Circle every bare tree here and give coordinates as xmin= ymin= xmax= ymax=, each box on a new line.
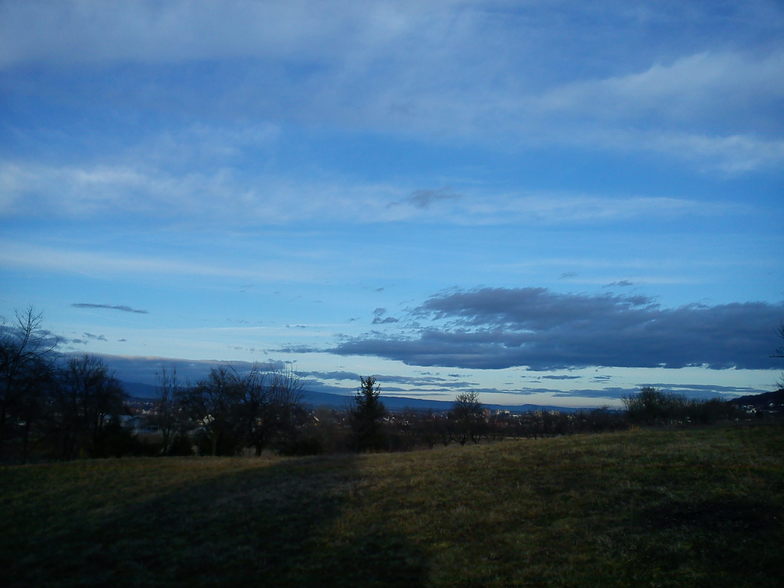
xmin=49 ymin=355 xmax=126 ymax=459
xmin=450 ymin=391 xmax=484 ymax=445
xmin=181 ymin=367 xmax=245 ymax=456
xmin=151 ymin=367 xmax=182 ymax=455
xmin=240 ymin=365 xmax=303 ymax=456
xmin=0 ymin=307 xmax=56 ymax=460
xmin=775 ymin=323 xmax=784 ymax=389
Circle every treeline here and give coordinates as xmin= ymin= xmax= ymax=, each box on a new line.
xmin=0 ymin=310 xmax=135 ymax=461
xmin=0 ymin=309 xmax=315 ymax=461
xmin=623 ymin=386 xmax=741 ymax=426
xmin=148 ymin=364 xmax=308 ymax=457
xmin=0 ymin=309 xmax=756 ymax=463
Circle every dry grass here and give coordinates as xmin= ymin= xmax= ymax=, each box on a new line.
xmin=2 ymin=424 xmax=782 ymax=586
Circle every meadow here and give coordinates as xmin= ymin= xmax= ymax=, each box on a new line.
xmin=2 ymin=424 xmax=782 ymax=587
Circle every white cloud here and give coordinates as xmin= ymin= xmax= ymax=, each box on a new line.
xmin=0 ymin=0 xmax=456 ymax=68
xmin=0 ymin=239 xmax=327 ymax=282
xmin=0 ymin=158 xmax=740 ymax=226
xmin=539 ymin=51 xmax=784 ymax=125
xmin=2 ymin=2 xmax=782 ymax=174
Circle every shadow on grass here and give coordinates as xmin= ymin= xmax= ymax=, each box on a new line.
xmin=630 ymin=497 xmax=784 ymax=585
xmin=8 ymin=455 xmax=427 ymax=587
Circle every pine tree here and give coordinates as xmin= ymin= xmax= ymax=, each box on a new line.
xmin=349 ymin=376 xmax=386 ymax=451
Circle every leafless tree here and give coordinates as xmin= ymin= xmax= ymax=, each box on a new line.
xmin=180 ymin=367 xmax=244 ymax=456
xmin=449 ymin=391 xmax=484 ymax=445
xmin=151 ymin=367 xmax=182 ymax=455
xmin=238 ymin=365 xmax=304 ymax=455
xmin=775 ymin=323 xmax=784 ymax=388
xmin=0 ymin=307 xmax=57 ymax=460
xmin=49 ymin=355 xmax=126 ymax=459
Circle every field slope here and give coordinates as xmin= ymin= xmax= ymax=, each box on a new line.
xmin=2 ymin=425 xmax=783 ymax=587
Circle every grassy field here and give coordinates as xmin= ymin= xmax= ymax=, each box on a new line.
xmin=2 ymin=424 xmax=783 ymax=587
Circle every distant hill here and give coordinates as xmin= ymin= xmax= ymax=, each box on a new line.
xmin=120 ymin=380 xmax=578 ymax=413
xmin=727 ymin=388 xmax=784 ymax=412
xmin=121 ymin=381 xmax=159 ymax=398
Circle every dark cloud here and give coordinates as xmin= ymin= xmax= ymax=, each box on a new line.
xmin=372 ymin=307 xmax=399 ymax=325
xmin=547 ymin=384 xmax=769 ymax=402
xmin=0 ymin=324 xmax=65 ymax=349
xmin=274 ymin=344 xmax=323 ymax=354
xmin=83 ymin=332 xmax=107 ymax=342
xmin=94 ymin=355 xmax=287 ymax=386
xmin=549 ymin=388 xmax=632 ymax=399
xmin=72 ymin=303 xmax=148 ymax=314
xmin=373 ymin=316 xmax=400 ymax=324
xmin=301 ymin=370 xmax=363 ymax=381
xmin=542 ymin=375 xmax=581 ymax=380
xmin=300 ymin=370 xmax=474 ymax=389
xmin=605 ymin=280 xmax=634 ymax=288
xmin=643 ymin=383 xmax=767 ymax=398
xmin=394 ymin=188 xmax=462 ymax=209
xmin=331 ymin=287 xmax=784 ymax=370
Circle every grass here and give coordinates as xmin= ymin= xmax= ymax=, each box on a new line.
xmin=2 ymin=424 xmax=783 ymax=586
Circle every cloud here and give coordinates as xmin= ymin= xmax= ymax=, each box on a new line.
xmin=0 ymin=0 xmax=375 ymax=68
xmin=393 ymin=188 xmax=462 ymax=210
xmin=6 ymin=158 xmax=736 ymax=226
xmin=4 ymin=159 xmax=737 ymax=226
xmin=2 ymin=2 xmax=780 ymax=173
xmin=300 ymin=370 xmax=363 ymax=382
xmin=92 ymin=354 xmax=288 ymax=386
xmin=538 ymin=51 xmax=784 ymax=127
xmin=72 ymin=303 xmax=148 ymax=314
xmin=331 ymin=287 xmax=784 ymax=370
xmin=0 ymin=240 xmax=328 ymax=283
xmin=372 ymin=307 xmax=400 ymax=325
xmin=373 ymin=317 xmax=400 ymax=325
xmin=83 ymin=332 xmax=108 ymax=342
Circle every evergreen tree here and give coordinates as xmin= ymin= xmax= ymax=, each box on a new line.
xmin=349 ymin=376 xmax=386 ymax=451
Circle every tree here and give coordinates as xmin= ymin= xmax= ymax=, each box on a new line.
xmin=239 ymin=365 xmax=304 ymax=456
xmin=0 ymin=307 xmax=56 ymax=460
xmin=449 ymin=391 xmax=484 ymax=445
xmin=48 ymin=355 xmax=127 ymax=459
xmin=349 ymin=376 xmax=387 ymax=452
xmin=623 ymin=386 xmax=690 ymax=425
xmin=774 ymin=323 xmax=784 ymax=389
xmin=181 ymin=367 xmax=245 ymax=456
xmin=150 ymin=367 xmax=182 ymax=455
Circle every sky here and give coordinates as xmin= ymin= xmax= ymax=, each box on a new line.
xmin=1 ymin=0 xmax=783 ymax=407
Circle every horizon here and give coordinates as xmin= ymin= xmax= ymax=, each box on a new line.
xmin=2 ymin=1 xmax=783 ymax=408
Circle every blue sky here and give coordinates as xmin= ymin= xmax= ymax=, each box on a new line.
xmin=1 ymin=0 xmax=783 ymax=407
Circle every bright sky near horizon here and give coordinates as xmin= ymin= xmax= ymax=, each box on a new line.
xmin=1 ymin=0 xmax=783 ymax=407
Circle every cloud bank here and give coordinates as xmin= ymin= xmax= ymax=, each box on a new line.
xmin=332 ymin=288 xmax=784 ymax=370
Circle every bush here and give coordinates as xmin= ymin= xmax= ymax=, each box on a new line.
xmin=624 ymin=387 xmax=738 ymax=426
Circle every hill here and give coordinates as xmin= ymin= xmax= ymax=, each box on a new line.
xmin=2 ymin=424 xmax=782 ymax=586
xmin=728 ymin=388 xmax=784 ymax=413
